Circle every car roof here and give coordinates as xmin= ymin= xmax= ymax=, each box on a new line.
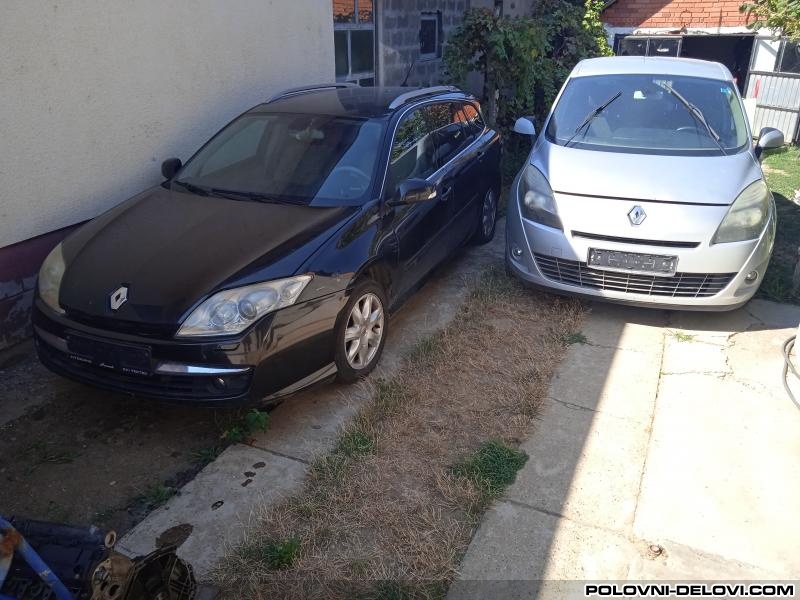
xmin=571 ymin=56 xmax=733 ymax=82
xmin=249 ymin=86 xmax=471 ymax=119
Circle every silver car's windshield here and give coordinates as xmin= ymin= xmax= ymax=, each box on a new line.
xmin=546 ymin=74 xmax=749 ymax=156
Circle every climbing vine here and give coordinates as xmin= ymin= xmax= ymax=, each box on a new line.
xmin=444 ymin=1 xmax=611 ymax=131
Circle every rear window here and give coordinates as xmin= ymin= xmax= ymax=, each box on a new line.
xmin=546 ymin=73 xmax=749 ymax=156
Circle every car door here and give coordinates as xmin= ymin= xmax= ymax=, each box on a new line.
xmin=385 ymin=103 xmax=457 ymax=297
xmin=449 ymin=102 xmax=489 ymax=246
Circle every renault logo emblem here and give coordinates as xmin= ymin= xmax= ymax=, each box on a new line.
xmin=109 ymin=286 xmax=129 ymax=311
xmin=628 ymin=205 xmax=647 ymax=226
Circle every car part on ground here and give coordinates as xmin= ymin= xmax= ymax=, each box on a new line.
xmin=0 ymin=516 xmax=195 ymax=600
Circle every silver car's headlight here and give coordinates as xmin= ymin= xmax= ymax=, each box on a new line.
xmin=38 ymin=243 xmax=66 ymax=314
xmin=711 ymin=180 xmax=770 ymax=244
xmin=518 ymin=165 xmax=562 ymax=230
xmin=177 ymin=275 xmax=312 ymax=337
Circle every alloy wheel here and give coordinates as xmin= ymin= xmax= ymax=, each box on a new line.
xmin=344 ymin=292 xmax=384 ymax=369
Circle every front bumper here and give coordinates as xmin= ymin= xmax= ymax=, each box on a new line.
xmin=505 ymin=192 xmax=776 ymax=311
xmin=32 ymin=290 xmax=347 ymax=405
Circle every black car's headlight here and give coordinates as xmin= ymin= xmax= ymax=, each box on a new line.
xmin=711 ymin=180 xmax=770 ymax=244
xmin=177 ymin=275 xmax=312 ymax=337
xmin=518 ymin=165 xmax=562 ymax=230
xmin=38 ymin=243 xmax=66 ymax=314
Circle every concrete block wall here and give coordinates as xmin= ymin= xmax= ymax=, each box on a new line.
xmin=603 ymin=0 xmax=749 ymax=29
xmin=380 ymin=0 xmax=468 ymax=86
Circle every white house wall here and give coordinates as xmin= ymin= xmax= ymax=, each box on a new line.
xmin=0 ymin=0 xmax=335 ymax=249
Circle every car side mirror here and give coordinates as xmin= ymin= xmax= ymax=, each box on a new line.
xmin=755 ymin=127 xmax=784 ymax=160
xmin=390 ymin=179 xmax=438 ymax=206
xmin=161 ymin=157 xmax=182 ymax=180
xmin=513 ymin=117 xmax=537 ymax=137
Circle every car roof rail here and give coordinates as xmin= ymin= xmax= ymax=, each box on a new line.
xmin=268 ymin=82 xmax=358 ymax=103
xmin=388 ymin=86 xmax=460 ymax=110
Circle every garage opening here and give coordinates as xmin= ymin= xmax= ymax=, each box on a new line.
xmin=614 ymin=34 xmax=755 ymax=93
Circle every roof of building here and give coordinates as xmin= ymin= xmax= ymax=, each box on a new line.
xmin=571 ymin=56 xmax=734 ymax=81
xmin=250 ymin=86 xmax=470 ymax=118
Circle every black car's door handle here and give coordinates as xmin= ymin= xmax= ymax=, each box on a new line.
xmin=439 ymin=185 xmax=453 ymax=201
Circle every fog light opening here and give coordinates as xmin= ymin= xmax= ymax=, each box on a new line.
xmin=212 ymin=376 xmax=228 ymax=390
xmin=745 ymin=270 xmax=759 ymax=283
xmin=511 ymin=245 xmax=524 ymax=260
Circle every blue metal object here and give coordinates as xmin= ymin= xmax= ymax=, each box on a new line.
xmin=0 ymin=517 xmax=73 ymax=600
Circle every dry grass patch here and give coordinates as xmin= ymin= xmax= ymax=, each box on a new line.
xmin=213 ymin=269 xmax=585 ymax=599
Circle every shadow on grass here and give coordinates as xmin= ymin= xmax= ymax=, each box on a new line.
xmin=760 ymin=192 xmax=800 ymax=304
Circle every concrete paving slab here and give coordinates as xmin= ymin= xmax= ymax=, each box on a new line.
xmin=660 ymin=336 xmax=730 ymax=375
xmin=633 ymin=372 xmax=800 ymax=577
xmin=581 ymin=303 xmax=668 ymax=353
xmin=549 ymin=343 xmax=662 ymax=424
xmin=508 ymin=397 xmax=651 ymax=533
xmin=117 ymin=444 xmax=307 ymax=574
xmin=727 ymin=327 xmax=796 ymax=396
xmin=627 ymin=538 xmax=785 ymax=581
xmin=451 ymin=500 xmax=638 ymax=600
xmin=746 ymin=299 xmax=800 ymax=328
xmin=668 ymin=307 xmax=762 ymax=342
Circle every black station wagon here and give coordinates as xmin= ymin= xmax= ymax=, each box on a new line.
xmin=33 ymin=84 xmax=501 ymax=405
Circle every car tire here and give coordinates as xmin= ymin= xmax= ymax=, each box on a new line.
xmin=472 ymin=186 xmax=498 ymax=245
xmin=334 ymin=279 xmax=388 ymax=383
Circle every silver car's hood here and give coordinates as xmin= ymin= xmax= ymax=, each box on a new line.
xmin=534 ymin=141 xmax=762 ymax=205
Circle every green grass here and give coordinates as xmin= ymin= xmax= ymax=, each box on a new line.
xmin=761 ymin=147 xmax=800 ymax=304
xmin=562 ymin=331 xmax=588 ymax=345
xmin=451 ymin=440 xmax=528 ymax=504
xmin=239 ymin=537 xmax=300 ymax=570
xmin=336 ymin=429 xmax=375 ymax=457
xmin=671 ymin=331 xmax=695 ymax=343
xmin=220 ymin=408 xmax=270 ymax=444
xmin=142 ymin=483 xmax=176 ymax=510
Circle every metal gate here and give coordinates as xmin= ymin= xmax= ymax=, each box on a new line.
xmin=744 ymin=71 xmax=800 ymax=144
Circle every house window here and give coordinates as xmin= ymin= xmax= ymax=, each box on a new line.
xmin=778 ymin=40 xmax=800 ymax=74
xmin=333 ymin=0 xmax=375 ymax=86
xmin=420 ymin=11 xmax=442 ymax=60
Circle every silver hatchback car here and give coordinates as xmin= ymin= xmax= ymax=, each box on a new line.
xmin=506 ymin=56 xmax=784 ymax=310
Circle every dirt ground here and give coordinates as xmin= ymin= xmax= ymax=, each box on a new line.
xmin=0 ymin=340 xmax=236 ymax=534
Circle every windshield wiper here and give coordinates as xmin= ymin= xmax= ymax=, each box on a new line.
xmin=656 ymin=82 xmax=727 ymax=155
xmin=565 ymin=91 xmax=622 ymax=147
xmin=209 ymin=188 xmax=305 ymax=205
xmin=172 ymin=180 xmax=210 ymax=196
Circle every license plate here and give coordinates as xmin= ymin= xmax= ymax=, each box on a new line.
xmin=588 ymin=248 xmax=678 ymax=277
xmin=67 ymin=335 xmax=152 ymax=376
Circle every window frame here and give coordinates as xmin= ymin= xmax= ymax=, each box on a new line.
xmin=334 ymin=0 xmax=376 ymax=85
xmin=419 ymin=11 xmax=443 ymax=61
xmin=777 ymin=38 xmax=800 ymax=74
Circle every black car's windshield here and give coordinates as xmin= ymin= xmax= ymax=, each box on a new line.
xmin=175 ymin=113 xmax=385 ymax=206
xmin=546 ymin=74 xmax=749 ymax=156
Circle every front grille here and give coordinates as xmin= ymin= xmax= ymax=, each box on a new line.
xmin=533 ymin=254 xmax=735 ymax=298
xmin=38 ymin=340 xmax=252 ymax=400
xmin=571 ymin=231 xmax=700 ymax=249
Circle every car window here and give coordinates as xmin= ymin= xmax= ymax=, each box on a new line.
xmin=545 ymin=74 xmax=749 ymax=156
xmin=387 ymin=105 xmax=441 ymax=195
xmin=431 ymin=102 xmax=471 ymax=166
xmin=176 ymin=113 xmax=385 ymax=206
xmin=460 ymin=103 xmax=485 ymax=139
xmin=196 ymin=119 xmax=268 ymax=176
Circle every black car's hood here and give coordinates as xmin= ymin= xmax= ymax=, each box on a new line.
xmin=59 ymin=187 xmax=354 ymax=326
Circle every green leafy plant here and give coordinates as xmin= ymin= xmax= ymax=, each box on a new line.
xmin=563 ymin=331 xmax=588 ymax=345
xmin=451 ymin=440 xmax=528 ymax=499
xmin=740 ymin=0 xmax=800 ymax=40
xmin=221 ymin=408 xmax=270 ymax=444
xmin=143 ymin=483 xmax=175 ymax=509
xmin=241 ymin=537 xmax=300 ymax=570
xmin=444 ymin=2 xmax=611 ymax=130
